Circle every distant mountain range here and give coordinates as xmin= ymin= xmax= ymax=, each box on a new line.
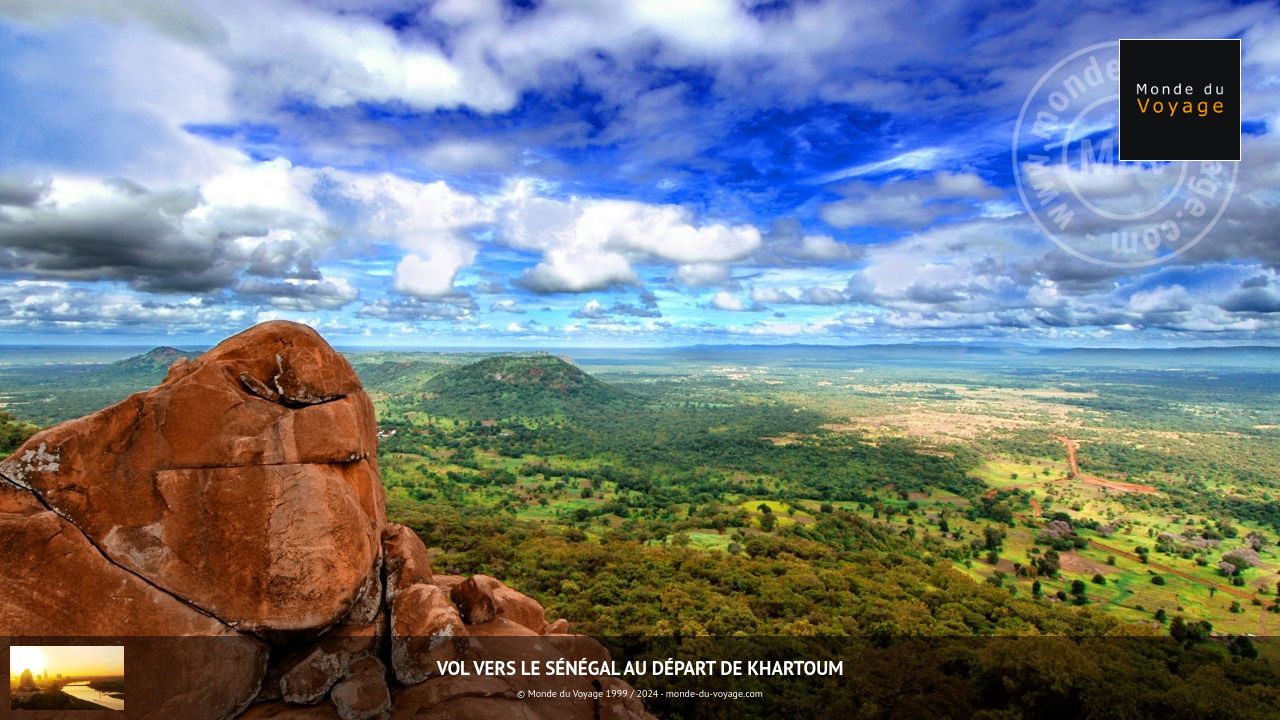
xmin=32 ymin=341 xmax=1280 ymax=413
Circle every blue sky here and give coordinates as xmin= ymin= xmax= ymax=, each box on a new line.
xmin=0 ymin=0 xmax=1278 ymax=347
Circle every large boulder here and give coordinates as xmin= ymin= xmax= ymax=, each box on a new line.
xmin=0 ymin=483 xmax=268 ymax=719
xmin=383 ymin=523 xmax=434 ymax=596
xmin=330 ymin=655 xmax=392 ymax=720
xmin=0 ymin=321 xmax=385 ymax=636
xmin=389 ymin=583 xmax=468 ymax=685
xmin=451 ymin=574 xmax=549 ymax=634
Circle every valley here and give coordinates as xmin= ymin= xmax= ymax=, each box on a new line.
xmin=3 ymin=344 xmax=1278 ymax=641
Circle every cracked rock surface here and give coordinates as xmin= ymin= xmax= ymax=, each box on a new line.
xmin=0 ymin=320 xmax=652 ymax=720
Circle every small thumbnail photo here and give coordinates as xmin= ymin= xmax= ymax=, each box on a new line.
xmin=9 ymin=645 xmax=124 ymax=712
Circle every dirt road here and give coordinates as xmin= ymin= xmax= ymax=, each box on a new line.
xmin=1085 ymin=538 xmax=1257 ymax=601
xmin=1053 ymin=435 xmax=1158 ymax=494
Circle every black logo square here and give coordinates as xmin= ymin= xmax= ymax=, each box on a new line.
xmin=1119 ymin=38 xmax=1240 ymax=161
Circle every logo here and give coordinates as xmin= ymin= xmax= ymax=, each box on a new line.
xmin=1012 ymin=42 xmax=1237 ymax=268
xmin=1119 ymin=39 xmax=1241 ymax=161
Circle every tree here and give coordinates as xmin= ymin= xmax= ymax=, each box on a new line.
xmin=1091 ymin=573 xmax=1106 ymax=585
xmin=759 ymin=513 xmax=777 ymax=532
xmin=1151 ymin=575 xmax=1166 ymax=586
xmin=1229 ymin=635 xmax=1258 ymax=659
xmin=1169 ymin=616 xmax=1211 ymax=645
xmin=983 ymin=526 xmax=1005 ymax=551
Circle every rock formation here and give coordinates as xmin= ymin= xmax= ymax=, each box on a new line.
xmin=0 ymin=321 xmax=652 ymax=720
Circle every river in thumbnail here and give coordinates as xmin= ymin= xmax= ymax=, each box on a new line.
xmin=61 ymin=682 xmax=124 ymax=710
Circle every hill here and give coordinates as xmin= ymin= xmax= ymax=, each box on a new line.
xmin=421 ymin=354 xmax=631 ymax=419
xmin=89 ymin=346 xmax=200 ymax=385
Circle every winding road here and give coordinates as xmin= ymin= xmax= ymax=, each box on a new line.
xmin=1053 ymin=435 xmax=1157 ymax=494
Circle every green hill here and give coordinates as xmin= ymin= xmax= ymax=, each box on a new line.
xmin=421 ymin=354 xmax=630 ymax=419
xmin=90 ymin=346 xmax=200 ymax=385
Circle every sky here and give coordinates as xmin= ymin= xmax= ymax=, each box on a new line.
xmin=0 ymin=0 xmax=1278 ymax=347
xmin=9 ymin=645 xmax=124 ymax=678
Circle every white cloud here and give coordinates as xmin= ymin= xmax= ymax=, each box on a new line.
xmin=571 ymin=299 xmax=606 ymax=319
xmin=675 ymin=262 xmax=732 ymax=287
xmin=518 ymin=249 xmax=639 ymax=293
xmin=233 ymin=276 xmax=357 ymax=310
xmin=488 ymin=298 xmax=523 ymax=313
xmin=749 ymin=287 xmax=795 ymax=304
xmin=419 ymin=140 xmax=510 ymax=173
xmin=0 ymin=279 xmax=237 ymax=332
xmin=814 ymin=147 xmax=946 ymax=184
xmin=710 ymin=291 xmax=746 ymax=311
xmin=501 ymin=181 xmax=760 ymax=293
xmin=332 ymin=171 xmax=493 ymax=298
xmin=0 ymin=158 xmax=337 ymax=294
xmin=1128 ymin=285 xmax=1193 ymax=314
xmin=821 ymin=172 xmax=1003 ymax=230
xmin=392 ymin=244 xmax=476 ymax=299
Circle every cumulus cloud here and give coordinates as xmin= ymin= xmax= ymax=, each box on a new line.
xmin=674 ymin=262 xmax=733 ymax=288
xmin=820 ymin=172 xmax=1003 ymax=230
xmin=752 ymin=220 xmax=862 ymax=267
xmin=750 ymin=284 xmax=846 ymax=306
xmin=799 ymin=286 xmax=846 ymax=305
xmin=710 ymin=291 xmax=761 ymax=312
xmin=749 ymin=287 xmax=795 ymax=305
xmin=0 ymin=160 xmax=338 ymax=297
xmin=0 ymin=279 xmax=239 ymax=332
xmin=232 ymin=276 xmax=357 ymax=310
xmin=502 ymin=181 xmax=760 ymax=293
xmin=1221 ymin=287 xmax=1280 ymax=314
xmin=488 ymin=298 xmax=524 ymax=313
xmin=570 ymin=291 xmax=661 ymax=320
xmin=517 ymin=249 xmax=640 ymax=293
xmin=393 ymin=244 xmax=477 ymax=299
xmin=4 ymin=0 xmax=1280 ymax=343
xmin=332 ymin=171 xmax=493 ymax=298
xmin=357 ymin=294 xmax=476 ymax=322
xmin=419 ymin=140 xmax=510 ymax=173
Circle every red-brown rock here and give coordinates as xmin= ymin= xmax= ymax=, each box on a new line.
xmin=430 ymin=574 xmax=465 ymax=592
xmin=330 ymin=655 xmax=392 ymax=720
xmin=382 ymin=523 xmax=433 ymax=596
xmin=240 ymin=701 xmax=342 ymax=719
xmin=0 ymin=321 xmax=385 ymax=636
xmin=451 ymin=574 xmax=549 ymax=633
xmin=280 ymin=647 xmax=350 ymax=705
xmin=390 ymin=583 xmax=467 ymax=684
xmin=545 ymin=634 xmax=613 ymax=665
xmin=0 ymin=483 xmax=268 ymax=719
xmin=390 ymin=628 xmax=654 ymax=720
